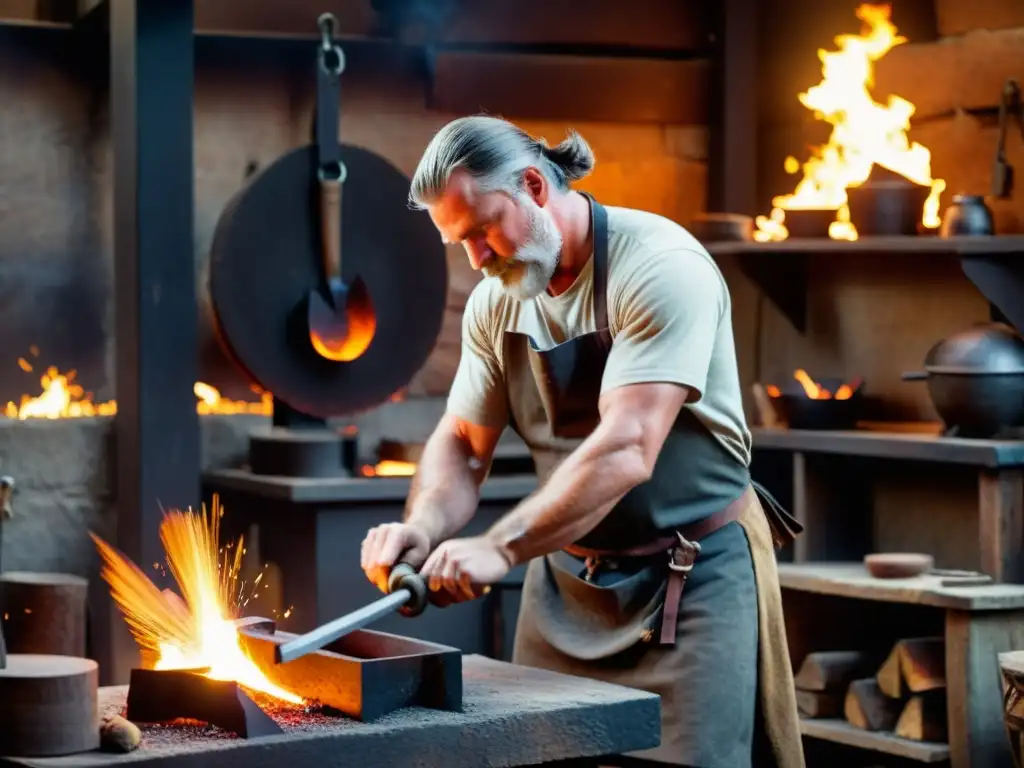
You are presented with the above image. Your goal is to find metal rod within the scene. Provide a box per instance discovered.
[274,589,411,664]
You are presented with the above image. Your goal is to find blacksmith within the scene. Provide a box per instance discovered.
[361,115,805,768]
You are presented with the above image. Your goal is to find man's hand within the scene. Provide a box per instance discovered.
[419,535,511,606]
[360,523,432,593]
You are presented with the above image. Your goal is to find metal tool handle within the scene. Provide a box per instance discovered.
[993,80,1021,199]
[319,176,344,282]
[388,563,428,618]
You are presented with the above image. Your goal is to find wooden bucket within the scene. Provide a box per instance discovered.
[999,651,1024,768]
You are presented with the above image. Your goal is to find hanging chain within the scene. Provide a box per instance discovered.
[317,13,345,76]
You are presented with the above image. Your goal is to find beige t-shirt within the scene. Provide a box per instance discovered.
[447,204,752,467]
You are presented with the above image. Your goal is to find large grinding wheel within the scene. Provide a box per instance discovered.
[0,655,100,756]
[208,144,448,419]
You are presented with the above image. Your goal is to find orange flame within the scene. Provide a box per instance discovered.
[3,351,272,419]
[90,498,301,704]
[768,369,858,401]
[360,460,417,477]
[754,4,946,242]
[309,290,377,363]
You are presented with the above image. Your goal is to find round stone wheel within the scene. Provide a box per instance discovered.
[0,654,100,757]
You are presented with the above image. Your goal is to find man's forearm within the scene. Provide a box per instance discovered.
[486,421,649,566]
[404,426,484,549]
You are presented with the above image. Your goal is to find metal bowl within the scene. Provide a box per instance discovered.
[784,209,838,239]
[772,390,864,430]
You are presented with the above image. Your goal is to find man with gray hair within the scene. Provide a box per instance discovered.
[361,115,804,768]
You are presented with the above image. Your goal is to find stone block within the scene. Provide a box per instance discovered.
[874,28,1024,121]
[0,414,258,576]
[1,492,114,577]
[577,157,708,227]
[0,418,111,496]
[199,414,267,471]
[664,125,709,162]
[935,0,1024,36]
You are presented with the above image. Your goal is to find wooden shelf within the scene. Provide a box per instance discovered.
[706,235,1024,332]
[799,718,950,763]
[777,562,1024,611]
[752,427,1024,468]
[707,234,1024,257]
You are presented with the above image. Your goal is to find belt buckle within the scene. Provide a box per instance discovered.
[668,531,701,573]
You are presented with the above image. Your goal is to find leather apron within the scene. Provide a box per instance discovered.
[505,197,805,768]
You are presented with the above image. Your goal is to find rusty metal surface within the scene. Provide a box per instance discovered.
[208,143,447,419]
[0,655,660,767]
[124,668,282,739]
[237,622,461,721]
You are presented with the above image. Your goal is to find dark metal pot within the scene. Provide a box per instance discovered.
[940,194,995,236]
[847,177,931,236]
[902,322,1024,437]
[769,377,865,430]
[772,392,864,430]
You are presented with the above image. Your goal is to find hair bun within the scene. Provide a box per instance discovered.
[542,130,595,182]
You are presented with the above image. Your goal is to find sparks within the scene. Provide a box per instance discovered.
[91,498,302,704]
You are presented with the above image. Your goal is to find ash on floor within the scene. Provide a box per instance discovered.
[101,689,367,749]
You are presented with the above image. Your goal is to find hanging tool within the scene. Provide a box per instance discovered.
[305,13,377,363]
[992,79,1022,200]
[274,563,428,664]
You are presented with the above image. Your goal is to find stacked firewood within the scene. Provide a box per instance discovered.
[794,638,948,743]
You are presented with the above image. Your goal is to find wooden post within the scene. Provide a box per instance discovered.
[105,0,199,685]
[707,0,759,215]
[978,469,1024,583]
[945,609,1024,766]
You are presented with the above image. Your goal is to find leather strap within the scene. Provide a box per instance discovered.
[563,488,750,647]
[314,16,345,180]
[579,193,609,331]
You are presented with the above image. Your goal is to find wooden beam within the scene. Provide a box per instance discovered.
[874,28,1024,122]
[435,0,709,51]
[109,0,200,683]
[707,0,759,214]
[193,0,377,38]
[935,0,1024,36]
[1,0,381,37]
[430,51,710,124]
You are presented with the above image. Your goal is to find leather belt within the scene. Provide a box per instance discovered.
[563,488,750,646]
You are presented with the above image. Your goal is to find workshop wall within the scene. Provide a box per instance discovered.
[719,0,1024,568]
[0,22,709,409]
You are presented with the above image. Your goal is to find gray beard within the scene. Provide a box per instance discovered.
[483,199,562,301]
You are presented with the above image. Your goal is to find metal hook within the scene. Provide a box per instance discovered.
[316,13,346,76]
[317,13,337,51]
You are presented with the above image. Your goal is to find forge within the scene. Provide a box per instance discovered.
[0,655,660,768]
[56,478,658,767]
